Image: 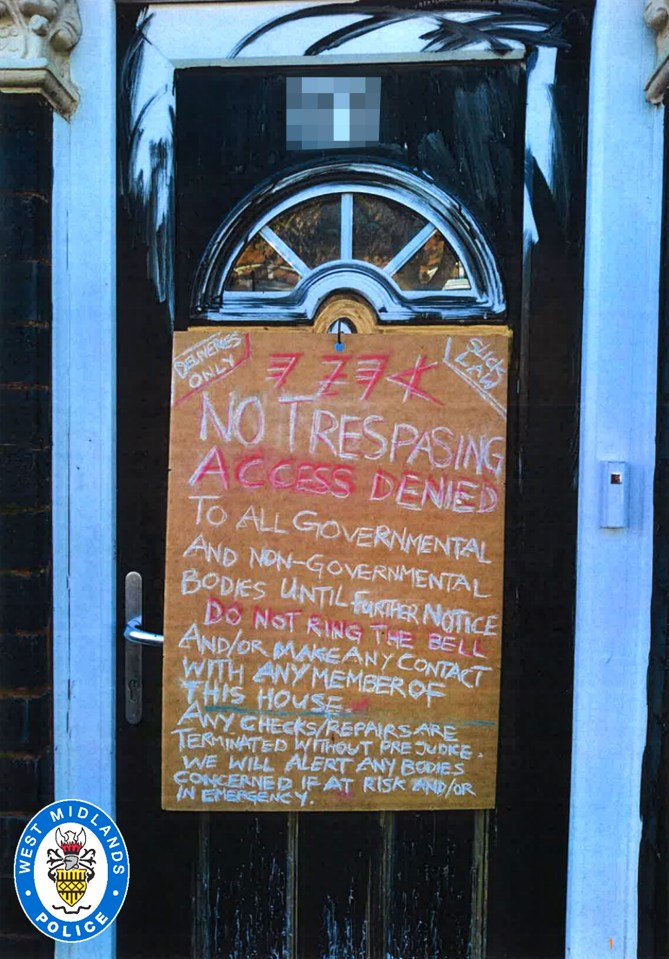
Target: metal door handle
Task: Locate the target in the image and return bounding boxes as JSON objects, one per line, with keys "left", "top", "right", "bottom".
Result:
{"left": 124, "top": 571, "right": 164, "bottom": 725}
{"left": 124, "top": 615, "right": 164, "bottom": 647}
{"left": 124, "top": 572, "right": 164, "bottom": 646}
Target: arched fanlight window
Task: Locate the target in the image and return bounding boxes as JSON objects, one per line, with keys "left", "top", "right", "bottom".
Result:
{"left": 193, "top": 162, "right": 505, "bottom": 324}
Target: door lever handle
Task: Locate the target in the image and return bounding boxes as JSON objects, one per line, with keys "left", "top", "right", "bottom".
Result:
{"left": 124, "top": 571, "right": 164, "bottom": 725}
{"left": 124, "top": 571, "right": 164, "bottom": 646}
{"left": 124, "top": 615, "right": 164, "bottom": 647}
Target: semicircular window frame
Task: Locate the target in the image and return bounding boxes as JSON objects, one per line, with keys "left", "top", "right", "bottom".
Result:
{"left": 192, "top": 162, "right": 506, "bottom": 325}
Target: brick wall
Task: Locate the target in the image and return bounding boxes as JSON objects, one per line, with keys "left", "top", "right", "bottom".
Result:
{"left": 0, "top": 93, "right": 54, "bottom": 958}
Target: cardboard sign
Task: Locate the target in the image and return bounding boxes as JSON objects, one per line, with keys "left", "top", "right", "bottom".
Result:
{"left": 162, "top": 328, "right": 511, "bottom": 812}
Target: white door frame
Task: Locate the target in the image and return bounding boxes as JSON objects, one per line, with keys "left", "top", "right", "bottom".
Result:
{"left": 51, "top": 3, "right": 663, "bottom": 958}
{"left": 52, "top": 1, "right": 116, "bottom": 956}
{"left": 567, "top": 5, "right": 663, "bottom": 958}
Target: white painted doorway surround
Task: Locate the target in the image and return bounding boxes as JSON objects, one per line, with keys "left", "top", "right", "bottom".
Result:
{"left": 51, "top": 2, "right": 663, "bottom": 957}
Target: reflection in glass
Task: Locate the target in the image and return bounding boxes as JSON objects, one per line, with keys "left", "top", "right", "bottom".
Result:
{"left": 393, "top": 232, "right": 471, "bottom": 291}
{"left": 270, "top": 197, "right": 341, "bottom": 270}
{"left": 226, "top": 233, "right": 300, "bottom": 291}
{"left": 225, "top": 192, "right": 472, "bottom": 296}
{"left": 353, "top": 195, "right": 426, "bottom": 269}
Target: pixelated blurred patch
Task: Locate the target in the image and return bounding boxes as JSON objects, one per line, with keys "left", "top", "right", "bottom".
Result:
{"left": 286, "top": 76, "right": 381, "bottom": 149}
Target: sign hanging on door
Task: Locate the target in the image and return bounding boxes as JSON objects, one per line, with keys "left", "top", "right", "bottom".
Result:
{"left": 162, "top": 328, "right": 511, "bottom": 812}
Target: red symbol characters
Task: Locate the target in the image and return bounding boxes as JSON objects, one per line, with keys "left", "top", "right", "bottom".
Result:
{"left": 386, "top": 354, "right": 443, "bottom": 406}
{"left": 265, "top": 351, "right": 441, "bottom": 404}
{"left": 266, "top": 353, "right": 303, "bottom": 389}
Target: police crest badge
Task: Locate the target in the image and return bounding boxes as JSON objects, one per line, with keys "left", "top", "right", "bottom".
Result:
{"left": 47, "top": 827, "right": 96, "bottom": 912}
{"left": 14, "top": 799, "right": 129, "bottom": 943}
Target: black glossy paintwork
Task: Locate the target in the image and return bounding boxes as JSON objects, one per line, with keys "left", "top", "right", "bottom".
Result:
{"left": 116, "top": 4, "right": 593, "bottom": 956}
{"left": 175, "top": 63, "right": 523, "bottom": 329}
{"left": 640, "top": 95, "right": 669, "bottom": 959}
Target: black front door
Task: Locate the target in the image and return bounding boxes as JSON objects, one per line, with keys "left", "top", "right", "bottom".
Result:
{"left": 115, "top": 11, "right": 591, "bottom": 956}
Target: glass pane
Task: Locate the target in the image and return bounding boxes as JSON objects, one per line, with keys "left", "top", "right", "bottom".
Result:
{"left": 269, "top": 197, "right": 340, "bottom": 269}
{"left": 353, "top": 195, "right": 426, "bottom": 269}
{"left": 393, "top": 232, "right": 471, "bottom": 291}
{"left": 226, "top": 233, "right": 300, "bottom": 291}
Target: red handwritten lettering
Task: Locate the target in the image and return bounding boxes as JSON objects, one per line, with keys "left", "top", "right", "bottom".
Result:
{"left": 355, "top": 354, "right": 389, "bottom": 400}
{"left": 387, "top": 354, "right": 443, "bottom": 406}
{"left": 267, "top": 352, "right": 302, "bottom": 389}
{"left": 318, "top": 355, "right": 350, "bottom": 397}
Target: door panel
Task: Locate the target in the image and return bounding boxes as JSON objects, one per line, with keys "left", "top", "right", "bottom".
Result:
{"left": 297, "top": 814, "right": 376, "bottom": 959}
{"left": 175, "top": 65, "right": 524, "bottom": 329}
{"left": 116, "top": 9, "right": 592, "bottom": 956}
{"left": 201, "top": 814, "right": 290, "bottom": 958}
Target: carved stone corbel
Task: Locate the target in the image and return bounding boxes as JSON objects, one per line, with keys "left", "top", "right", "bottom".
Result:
{"left": 645, "top": 0, "right": 669, "bottom": 103}
{"left": 0, "top": 0, "right": 81, "bottom": 118}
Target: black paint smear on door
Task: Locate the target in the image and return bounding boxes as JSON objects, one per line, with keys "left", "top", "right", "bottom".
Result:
{"left": 175, "top": 63, "right": 524, "bottom": 329}
{"left": 116, "top": 8, "right": 592, "bottom": 954}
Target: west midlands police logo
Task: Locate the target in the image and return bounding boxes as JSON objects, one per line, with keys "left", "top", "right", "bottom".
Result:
{"left": 14, "top": 799, "right": 129, "bottom": 943}
{"left": 48, "top": 826, "right": 96, "bottom": 909}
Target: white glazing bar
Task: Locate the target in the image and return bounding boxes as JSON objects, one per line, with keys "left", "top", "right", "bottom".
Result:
{"left": 385, "top": 223, "right": 436, "bottom": 277}
{"left": 341, "top": 192, "right": 353, "bottom": 259}
{"left": 260, "top": 225, "right": 310, "bottom": 276}
{"left": 52, "top": 1, "right": 117, "bottom": 957}
{"left": 567, "top": 2, "right": 663, "bottom": 958}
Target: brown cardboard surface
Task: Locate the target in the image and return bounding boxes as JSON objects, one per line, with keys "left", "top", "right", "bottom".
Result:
{"left": 162, "top": 328, "right": 511, "bottom": 812}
